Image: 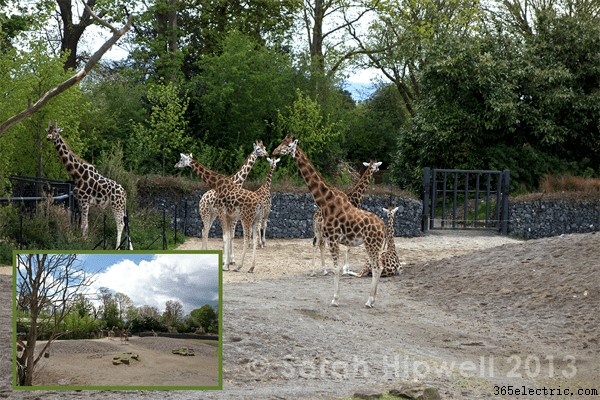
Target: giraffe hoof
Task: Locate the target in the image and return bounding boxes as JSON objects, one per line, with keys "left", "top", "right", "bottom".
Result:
{"left": 365, "top": 299, "right": 375, "bottom": 308}
{"left": 331, "top": 300, "right": 339, "bottom": 307}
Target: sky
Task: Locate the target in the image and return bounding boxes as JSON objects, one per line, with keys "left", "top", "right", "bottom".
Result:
{"left": 80, "top": 252, "right": 220, "bottom": 315}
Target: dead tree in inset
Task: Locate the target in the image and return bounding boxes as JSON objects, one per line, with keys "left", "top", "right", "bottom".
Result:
{"left": 16, "top": 254, "right": 94, "bottom": 386}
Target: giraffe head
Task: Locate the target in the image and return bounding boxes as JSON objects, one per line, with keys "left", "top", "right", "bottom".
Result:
{"left": 363, "top": 160, "right": 382, "bottom": 173}
{"left": 46, "top": 121, "right": 63, "bottom": 141}
{"left": 267, "top": 157, "right": 281, "bottom": 167}
{"left": 272, "top": 134, "right": 297, "bottom": 158}
{"left": 175, "top": 153, "right": 193, "bottom": 168}
{"left": 382, "top": 206, "right": 399, "bottom": 217}
{"left": 254, "top": 140, "right": 269, "bottom": 158}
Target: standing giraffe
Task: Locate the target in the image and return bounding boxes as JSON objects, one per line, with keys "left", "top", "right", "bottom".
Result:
{"left": 46, "top": 122, "right": 132, "bottom": 250}
{"left": 312, "top": 160, "right": 382, "bottom": 276}
{"left": 273, "top": 135, "right": 386, "bottom": 307}
{"left": 198, "top": 141, "right": 267, "bottom": 252}
{"left": 350, "top": 206, "right": 402, "bottom": 278}
{"left": 255, "top": 157, "right": 280, "bottom": 248}
{"left": 175, "top": 153, "right": 268, "bottom": 272}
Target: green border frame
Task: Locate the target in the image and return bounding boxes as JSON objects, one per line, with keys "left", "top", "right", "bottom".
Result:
{"left": 12, "top": 249, "right": 223, "bottom": 391}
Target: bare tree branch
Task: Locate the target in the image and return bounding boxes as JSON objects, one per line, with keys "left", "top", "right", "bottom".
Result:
{"left": 0, "top": 5, "right": 132, "bottom": 137}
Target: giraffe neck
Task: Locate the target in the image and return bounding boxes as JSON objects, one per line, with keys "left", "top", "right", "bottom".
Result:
{"left": 259, "top": 161, "right": 276, "bottom": 193}
{"left": 231, "top": 152, "right": 258, "bottom": 186}
{"left": 190, "top": 159, "right": 226, "bottom": 190}
{"left": 347, "top": 167, "right": 376, "bottom": 208}
{"left": 387, "top": 212, "right": 396, "bottom": 251}
{"left": 293, "top": 146, "right": 332, "bottom": 209}
{"left": 52, "top": 135, "right": 85, "bottom": 180}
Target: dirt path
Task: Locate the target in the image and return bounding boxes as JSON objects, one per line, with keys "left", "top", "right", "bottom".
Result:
{"left": 1, "top": 231, "right": 599, "bottom": 399}
{"left": 32, "top": 337, "right": 218, "bottom": 387}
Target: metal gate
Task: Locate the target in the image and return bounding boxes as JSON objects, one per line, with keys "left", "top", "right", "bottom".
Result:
{"left": 422, "top": 168, "right": 510, "bottom": 234}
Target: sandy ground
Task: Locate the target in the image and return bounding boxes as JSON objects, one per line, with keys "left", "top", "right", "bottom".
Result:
{"left": 1, "top": 230, "right": 599, "bottom": 399}
{"left": 29, "top": 337, "right": 219, "bottom": 388}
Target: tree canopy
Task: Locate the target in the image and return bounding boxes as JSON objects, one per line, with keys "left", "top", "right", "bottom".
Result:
{"left": 1, "top": 0, "right": 599, "bottom": 194}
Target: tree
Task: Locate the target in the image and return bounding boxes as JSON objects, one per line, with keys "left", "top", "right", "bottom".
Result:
{"left": 190, "top": 304, "right": 217, "bottom": 334}
{"left": 349, "top": 0, "right": 481, "bottom": 116}
{"left": 15, "top": 254, "right": 94, "bottom": 386}
{"left": 276, "top": 89, "right": 344, "bottom": 175}
{"left": 162, "top": 300, "right": 183, "bottom": 327}
{"left": 114, "top": 292, "right": 134, "bottom": 322}
{"left": 129, "top": 79, "right": 190, "bottom": 175}
{"left": 0, "top": 4, "right": 132, "bottom": 136}
{"left": 300, "top": 0, "right": 378, "bottom": 97}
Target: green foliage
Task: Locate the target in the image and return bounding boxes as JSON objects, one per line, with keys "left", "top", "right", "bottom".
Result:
{"left": 0, "top": 40, "right": 88, "bottom": 189}
{"left": 391, "top": 10, "right": 600, "bottom": 193}
{"left": 276, "top": 89, "right": 344, "bottom": 178}
{"left": 347, "top": 85, "right": 408, "bottom": 166}
{"left": 130, "top": 315, "right": 165, "bottom": 334}
{"left": 190, "top": 304, "right": 218, "bottom": 334}
{"left": 190, "top": 31, "right": 300, "bottom": 176}
{"left": 61, "top": 310, "right": 100, "bottom": 340}
{"left": 129, "top": 79, "right": 190, "bottom": 176}
{"left": 97, "top": 144, "right": 138, "bottom": 211}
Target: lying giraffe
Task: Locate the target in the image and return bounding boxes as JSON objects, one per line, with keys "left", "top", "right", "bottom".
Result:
{"left": 312, "top": 160, "right": 382, "bottom": 276}
{"left": 175, "top": 153, "right": 268, "bottom": 272}
{"left": 273, "top": 135, "right": 386, "bottom": 307}
{"left": 46, "top": 122, "right": 132, "bottom": 250}
{"left": 349, "top": 206, "right": 402, "bottom": 278}
{"left": 199, "top": 141, "right": 268, "bottom": 252}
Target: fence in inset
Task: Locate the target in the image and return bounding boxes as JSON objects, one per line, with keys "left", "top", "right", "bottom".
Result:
{"left": 422, "top": 168, "right": 510, "bottom": 234}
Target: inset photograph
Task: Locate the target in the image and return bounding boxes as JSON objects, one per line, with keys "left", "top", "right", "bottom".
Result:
{"left": 13, "top": 251, "right": 221, "bottom": 390}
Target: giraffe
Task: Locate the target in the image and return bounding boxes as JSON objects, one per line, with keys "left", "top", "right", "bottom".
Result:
{"left": 46, "top": 122, "right": 132, "bottom": 250}
{"left": 255, "top": 157, "right": 280, "bottom": 248}
{"left": 312, "top": 160, "right": 382, "bottom": 276}
{"left": 273, "top": 135, "right": 387, "bottom": 307}
{"left": 349, "top": 206, "right": 402, "bottom": 278}
{"left": 175, "top": 153, "right": 267, "bottom": 272}
{"left": 198, "top": 141, "right": 267, "bottom": 253}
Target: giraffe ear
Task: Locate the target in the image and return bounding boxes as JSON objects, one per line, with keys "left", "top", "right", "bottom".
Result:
{"left": 392, "top": 207, "right": 399, "bottom": 215}
{"left": 274, "top": 158, "right": 281, "bottom": 164}
{"left": 382, "top": 207, "right": 388, "bottom": 214}
{"left": 374, "top": 162, "right": 382, "bottom": 168}
{"left": 267, "top": 157, "right": 272, "bottom": 163}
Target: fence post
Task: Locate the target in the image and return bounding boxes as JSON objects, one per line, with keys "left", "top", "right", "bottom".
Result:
{"left": 422, "top": 167, "right": 430, "bottom": 232}
{"left": 501, "top": 170, "right": 510, "bottom": 235}
{"left": 174, "top": 203, "right": 178, "bottom": 245}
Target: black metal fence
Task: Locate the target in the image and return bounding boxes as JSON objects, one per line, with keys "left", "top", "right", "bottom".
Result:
{"left": 422, "top": 168, "right": 510, "bottom": 234}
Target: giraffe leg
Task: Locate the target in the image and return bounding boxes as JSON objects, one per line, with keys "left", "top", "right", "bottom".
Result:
{"left": 201, "top": 211, "right": 215, "bottom": 251}
{"left": 319, "top": 238, "right": 328, "bottom": 275}
{"left": 80, "top": 201, "right": 89, "bottom": 238}
{"left": 247, "top": 218, "right": 259, "bottom": 273}
{"left": 342, "top": 247, "right": 351, "bottom": 275}
{"left": 222, "top": 216, "right": 231, "bottom": 271}
{"left": 113, "top": 208, "right": 125, "bottom": 250}
{"left": 329, "top": 241, "right": 341, "bottom": 307}
{"left": 233, "top": 220, "right": 251, "bottom": 272}
{"left": 366, "top": 250, "right": 384, "bottom": 308}
{"left": 229, "top": 218, "right": 237, "bottom": 265}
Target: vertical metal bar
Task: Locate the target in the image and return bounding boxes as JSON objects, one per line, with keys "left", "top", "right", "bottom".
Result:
{"left": 474, "top": 173, "right": 480, "bottom": 228}
{"left": 174, "top": 204, "right": 178, "bottom": 245}
{"left": 485, "top": 174, "right": 491, "bottom": 227}
{"left": 431, "top": 170, "right": 438, "bottom": 229}
{"left": 502, "top": 170, "right": 510, "bottom": 235}
{"left": 422, "top": 167, "right": 430, "bottom": 232}
{"left": 442, "top": 172, "right": 447, "bottom": 228}
{"left": 495, "top": 173, "right": 502, "bottom": 229}
{"left": 463, "top": 173, "right": 469, "bottom": 228}
{"left": 452, "top": 172, "right": 458, "bottom": 228}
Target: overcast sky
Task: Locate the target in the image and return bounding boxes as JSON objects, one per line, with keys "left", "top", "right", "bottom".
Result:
{"left": 82, "top": 253, "right": 220, "bottom": 315}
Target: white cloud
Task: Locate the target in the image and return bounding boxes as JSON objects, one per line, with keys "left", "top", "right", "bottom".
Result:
{"left": 91, "top": 254, "right": 219, "bottom": 315}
